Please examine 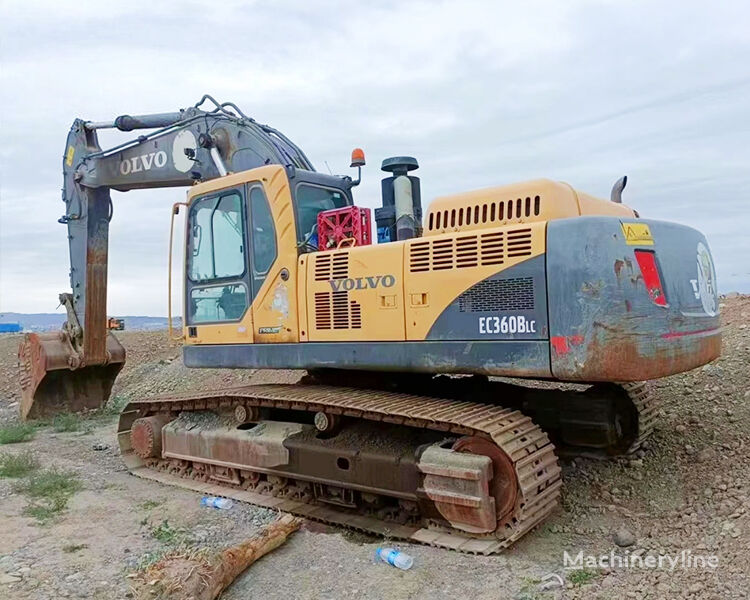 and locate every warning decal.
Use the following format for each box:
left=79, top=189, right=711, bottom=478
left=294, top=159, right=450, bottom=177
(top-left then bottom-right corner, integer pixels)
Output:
left=621, top=222, right=654, bottom=246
